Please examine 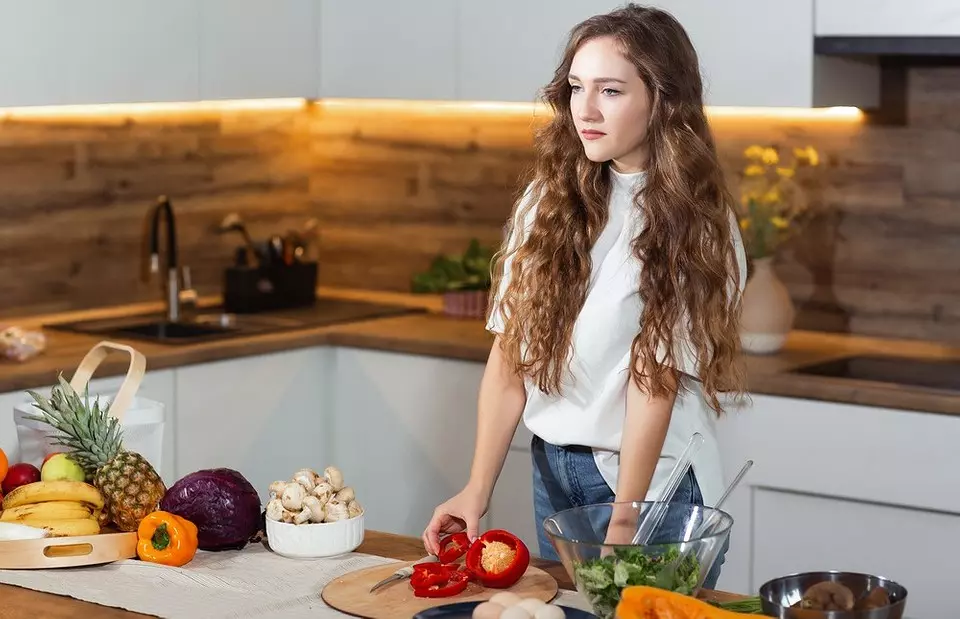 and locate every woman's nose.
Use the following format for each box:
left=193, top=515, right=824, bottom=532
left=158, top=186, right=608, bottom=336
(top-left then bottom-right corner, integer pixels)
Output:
left=577, top=94, right=602, bottom=123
